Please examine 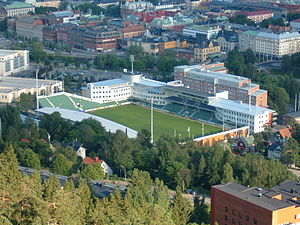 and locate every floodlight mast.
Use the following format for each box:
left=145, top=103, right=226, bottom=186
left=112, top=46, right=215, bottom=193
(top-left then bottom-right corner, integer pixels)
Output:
left=130, top=55, right=134, bottom=74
